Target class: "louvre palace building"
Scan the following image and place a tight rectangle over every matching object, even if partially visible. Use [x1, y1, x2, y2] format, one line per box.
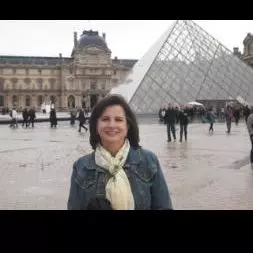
[1, 21, 253, 114]
[0, 29, 137, 111]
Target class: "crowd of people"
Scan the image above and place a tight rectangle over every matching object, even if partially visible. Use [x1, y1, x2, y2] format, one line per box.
[159, 103, 252, 136]
[7, 106, 91, 132]
[4, 96, 253, 210]
[159, 102, 253, 168]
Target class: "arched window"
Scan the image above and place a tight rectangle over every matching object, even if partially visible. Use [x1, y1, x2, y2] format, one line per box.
[37, 78, 43, 90]
[68, 95, 75, 108]
[90, 80, 97, 90]
[50, 95, 56, 104]
[11, 78, 18, 90]
[12, 95, 18, 106]
[0, 78, 4, 91]
[49, 78, 56, 90]
[0, 95, 4, 106]
[37, 95, 43, 107]
[25, 95, 31, 107]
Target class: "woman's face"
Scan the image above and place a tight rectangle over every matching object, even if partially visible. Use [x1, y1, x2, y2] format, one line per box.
[97, 105, 128, 149]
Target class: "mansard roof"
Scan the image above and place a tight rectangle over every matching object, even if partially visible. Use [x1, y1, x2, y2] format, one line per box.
[0, 55, 138, 68]
[0, 55, 72, 65]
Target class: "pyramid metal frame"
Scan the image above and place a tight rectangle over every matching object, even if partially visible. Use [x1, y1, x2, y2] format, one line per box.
[111, 20, 253, 114]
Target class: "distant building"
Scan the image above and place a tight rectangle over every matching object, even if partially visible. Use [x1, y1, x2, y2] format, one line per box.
[233, 33, 253, 68]
[0, 29, 137, 111]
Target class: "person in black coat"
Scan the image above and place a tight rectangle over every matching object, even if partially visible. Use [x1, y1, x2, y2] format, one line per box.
[28, 107, 36, 128]
[50, 108, 57, 128]
[22, 108, 29, 128]
[164, 104, 177, 142]
[78, 108, 88, 132]
[178, 106, 189, 142]
[243, 105, 251, 123]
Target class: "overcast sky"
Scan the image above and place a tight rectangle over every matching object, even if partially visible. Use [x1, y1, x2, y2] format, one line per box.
[0, 20, 252, 59]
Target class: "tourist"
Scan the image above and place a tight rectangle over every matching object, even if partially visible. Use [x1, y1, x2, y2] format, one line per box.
[225, 105, 233, 134]
[67, 94, 173, 210]
[165, 103, 177, 142]
[178, 105, 189, 142]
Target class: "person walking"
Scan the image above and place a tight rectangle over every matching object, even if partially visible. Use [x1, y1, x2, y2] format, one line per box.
[49, 108, 57, 128]
[243, 105, 251, 123]
[28, 107, 36, 128]
[225, 105, 233, 134]
[165, 104, 177, 142]
[207, 107, 216, 133]
[22, 108, 29, 128]
[70, 107, 77, 126]
[78, 108, 88, 132]
[178, 105, 189, 142]
[10, 107, 18, 128]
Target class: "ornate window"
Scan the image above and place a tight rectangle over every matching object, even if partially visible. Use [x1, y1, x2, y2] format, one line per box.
[11, 78, 18, 90]
[37, 78, 43, 90]
[0, 78, 4, 91]
[50, 95, 56, 104]
[0, 95, 4, 106]
[25, 95, 31, 106]
[24, 78, 31, 90]
[68, 95, 75, 108]
[12, 95, 18, 106]
[37, 95, 43, 107]
[90, 80, 97, 90]
[49, 78, 56, 90]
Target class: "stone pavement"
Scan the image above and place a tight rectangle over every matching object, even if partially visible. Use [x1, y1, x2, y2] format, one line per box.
[0, 120, 252, 210]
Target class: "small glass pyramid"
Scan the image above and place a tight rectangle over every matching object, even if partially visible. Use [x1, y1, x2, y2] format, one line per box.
[111, 20, 253, 114]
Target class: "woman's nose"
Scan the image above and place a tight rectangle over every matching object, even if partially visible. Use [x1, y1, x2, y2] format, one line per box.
[107, 119, 116, 127]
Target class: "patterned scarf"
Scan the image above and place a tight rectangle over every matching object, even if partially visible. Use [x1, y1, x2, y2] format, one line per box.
[95, 139, 135, 210]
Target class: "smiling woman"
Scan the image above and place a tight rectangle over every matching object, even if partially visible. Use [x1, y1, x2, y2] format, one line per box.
[67, 94, 173, 210]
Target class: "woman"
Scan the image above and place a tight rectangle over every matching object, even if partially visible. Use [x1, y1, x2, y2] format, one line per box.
[225, 105, 233, 134]
[67, 94, 173, 210]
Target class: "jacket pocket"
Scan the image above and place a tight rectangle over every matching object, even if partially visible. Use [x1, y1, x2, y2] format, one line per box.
[74, 169, 96, 190]
[132, 163, 157, 183]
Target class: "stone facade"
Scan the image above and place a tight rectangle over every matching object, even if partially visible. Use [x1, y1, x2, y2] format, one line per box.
[0, 30, 137, 111]
[233, 33, 253, 68]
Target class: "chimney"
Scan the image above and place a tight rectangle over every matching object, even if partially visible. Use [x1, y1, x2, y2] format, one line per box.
[59, 53, 62, 58]
[114, 56, 118, 60]
[102, 33, 106, 40]
[74, 32, 77, 47]
[233, 47, 241, 57]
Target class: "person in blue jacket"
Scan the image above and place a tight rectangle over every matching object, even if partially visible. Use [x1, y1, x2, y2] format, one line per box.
[67, 94, 173, 210]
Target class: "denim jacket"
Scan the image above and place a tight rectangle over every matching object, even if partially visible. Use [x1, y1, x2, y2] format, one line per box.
[67, 146, 173, 210]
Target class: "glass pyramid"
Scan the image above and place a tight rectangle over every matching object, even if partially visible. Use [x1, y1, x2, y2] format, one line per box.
[111, 20, 253, 114]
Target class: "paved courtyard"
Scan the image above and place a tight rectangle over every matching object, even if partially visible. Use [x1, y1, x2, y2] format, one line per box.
[0, 119, 253, 210]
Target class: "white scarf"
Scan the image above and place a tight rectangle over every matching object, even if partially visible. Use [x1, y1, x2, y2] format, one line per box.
[95, 139, 135, 210]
